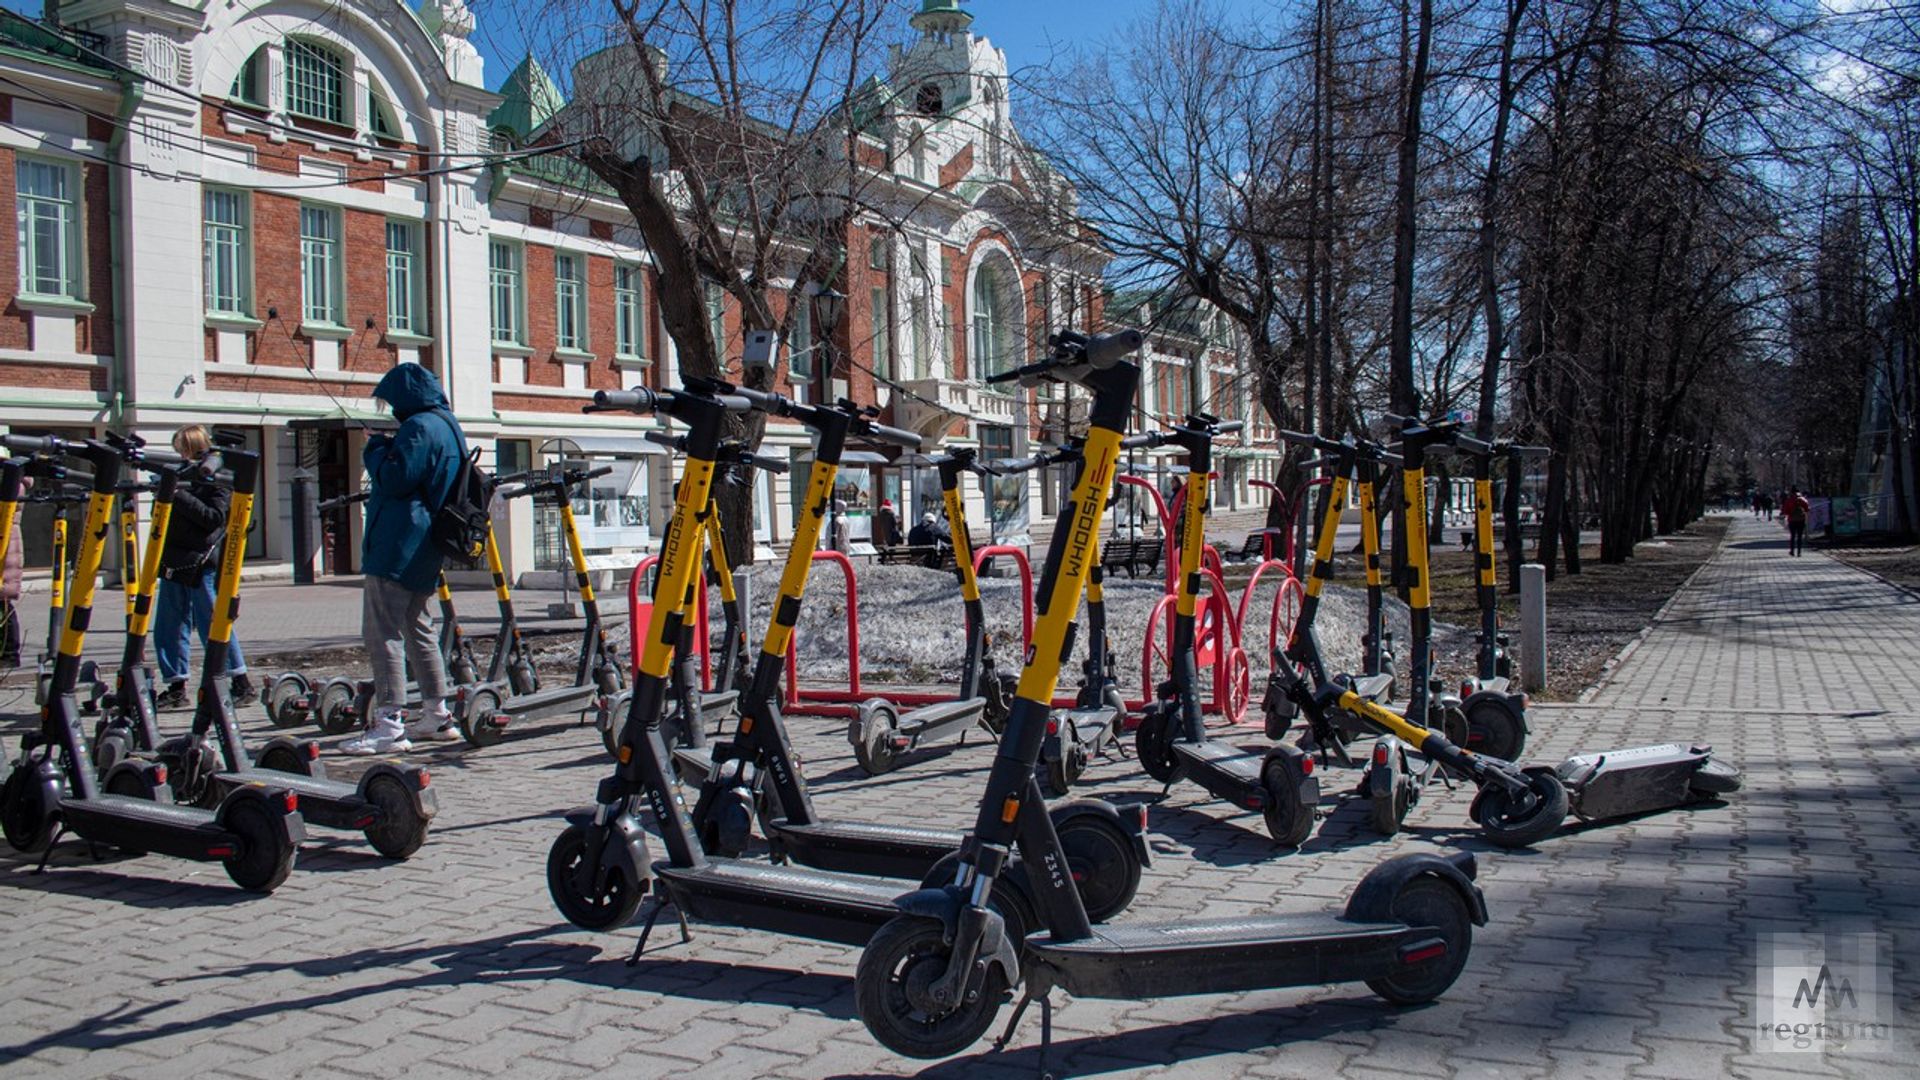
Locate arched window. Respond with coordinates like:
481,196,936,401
229,48,265,106
971,261,1013,380
914,82,943,116
285,38,347,125
367,87,400,139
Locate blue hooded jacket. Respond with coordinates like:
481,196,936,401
362,364,466,593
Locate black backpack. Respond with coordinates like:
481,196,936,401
428,415,490,568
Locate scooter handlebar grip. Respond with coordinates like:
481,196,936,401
1120,432,1161,449
1453,433,1494,455
318,491,370,513
583,465,615,481
1215,420,1246,436
1,434,71,455
742,453,790,475
716,394,757,413
587,388,659,414
1083,329,1145,368
1512,444,1551,459
864,423,924,450
730,387,782,412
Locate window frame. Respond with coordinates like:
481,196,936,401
614,263,646,361
384,218,423,336
870,286,890,381
284,38,348,126
489,239,526,345
16,154,83,301
202,186,252,317
298,203,344,327
554,251,587,353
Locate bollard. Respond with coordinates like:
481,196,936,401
1519,562,1547,692
291,469,317,585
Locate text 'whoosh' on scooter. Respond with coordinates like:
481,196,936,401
853,332,1488,1068
0,435,303,892
1126,413,1322,846
265,489,484,735
454,463,626,748
141,447,436,858
845,445,1027,776
675,424,1146,927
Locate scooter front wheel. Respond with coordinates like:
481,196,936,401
221,799,297,894
362,774,430,859
1689,758,1742,796
265,674,309,728
1133,705,1178,783
851,701,901,776
0,761,58,854
856,916,1008,1060
1359,876,1475,1005
1464,696,1527,761
547,824,643,930
1477,768,1568,849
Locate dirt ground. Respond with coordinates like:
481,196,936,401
1829,542,1920,592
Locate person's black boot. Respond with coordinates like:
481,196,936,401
230,673,258,707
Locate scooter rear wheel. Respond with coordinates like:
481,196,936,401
1261,757,1315,848
1359,876,1475,1005
1056,812,1142,921
1689,758,1742,796
1,761,57,854
459,690,505,748
1478,768,1568,849
362,774,430,859
1464,696,1527,761
1133,705,1178,783
315,681,358,735
856,916,1008,1060
92,726,133,775
221,800,297,893
547,824,643,931
851,702,901,776
1368,773,1408,838
255,743,309,776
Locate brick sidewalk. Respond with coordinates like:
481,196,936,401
0,513,1913,1078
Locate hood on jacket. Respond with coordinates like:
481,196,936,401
372,363,450,420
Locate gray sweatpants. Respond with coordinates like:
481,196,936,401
362,575,449,712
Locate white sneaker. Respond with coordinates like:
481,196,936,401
404,714,462,742
342,724,413,755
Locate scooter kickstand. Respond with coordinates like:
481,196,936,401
625,896,694,966
990,992,1056,1079
32,825,66,874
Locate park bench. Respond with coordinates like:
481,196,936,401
1101,537,1164,578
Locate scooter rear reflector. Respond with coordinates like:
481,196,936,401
1373,743,1389,765
283,792,299,813
1000,796,1020,824
206,845,236,857
1299,756,1314,776
154,765,168,784
416,770,431,789
1402,941,1448,965
353,814,377,828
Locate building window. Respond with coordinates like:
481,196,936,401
910,297,930,382
972,264,1010,379
203,187,250,316
615,264,645,359
367,88,400,140
555,252,585,352
285,39,347,125
869,232,889,271
706,282,726,355
385,220,420,335
229,50,264,106
299,204,342,325
489,240,523,344
16,156,81,299
789,296,813,381
870,287,890,380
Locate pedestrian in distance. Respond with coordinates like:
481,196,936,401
874,498,899,548
342,363,468,754
1784,488,1811,557
152,425,255,709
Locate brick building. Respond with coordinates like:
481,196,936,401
0,0,1275,580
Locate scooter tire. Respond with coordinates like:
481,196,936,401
851,702,900,776
1464,696,1527,761
362,774,430,859
547,824,643,931
856,916,1009,1060
0,764,56,854
1133,705,1178,784
599,690,632,760
1689,758,1742,796
255,743,309,776
221,800,297,894
1478,768,1568,849
1261,758,1314,848
1360,876,1475,1005
265,675,308,728
1056,812,1141,922
92,727,133,776
1368,773,1406,838
315,681,358,736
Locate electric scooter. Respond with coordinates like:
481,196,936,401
1039,452,1129,797
453,464,625,748
845,446,1022,775
0,435,303,891
1128,414,1322,846
265,490,485,734
28,484,109,716
548,374,1144,959
138,449,436,858
852,335,1487,1064
1439,438,1548,760
639,398,1148,921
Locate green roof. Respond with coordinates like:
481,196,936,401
489,55,565,138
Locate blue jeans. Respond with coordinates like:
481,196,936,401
153,570,247,684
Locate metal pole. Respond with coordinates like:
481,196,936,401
291,468,316,584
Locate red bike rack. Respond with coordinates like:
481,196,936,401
627,554,713,690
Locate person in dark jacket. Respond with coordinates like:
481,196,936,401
873,499,899,548
344,363,466,753
152,425,253,708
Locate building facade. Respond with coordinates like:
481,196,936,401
0,0,1275,580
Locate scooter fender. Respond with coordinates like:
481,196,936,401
890,886,1021,990
563,805,655,890
101,758,167,800
1262,742,1321,810
216,785,309,847
1461,688,1527,732
1048,797,1152,868
258,735,332,782
1368,738,1405,801
1344,850,1489,928
357,762,439,819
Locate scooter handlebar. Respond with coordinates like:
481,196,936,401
858,422,924,450
1453,433,1494,456
585,388,660,414
318,491,370,513
1,433,79,456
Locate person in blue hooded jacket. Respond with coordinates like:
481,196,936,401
343,363,467,753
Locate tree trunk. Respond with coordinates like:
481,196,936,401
1386,0,1435,593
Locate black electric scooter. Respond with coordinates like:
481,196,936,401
138,449,437,858
0,435,303,892
853,336,1487,1065
1128,414,1322,846
548,374,1143,960
845,446,1021,775
27,483,109,716
672,422,1144,921
454,464,626,748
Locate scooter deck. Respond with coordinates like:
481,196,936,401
1558,743,1713,822
769,816,959,879
1028,914,1425,999
211,768,434,831
498,683,600,721
900,697,986,739
59,794,304,861
1170,738,1267,805
655,858,912,946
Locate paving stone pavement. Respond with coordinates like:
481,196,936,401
1,512,1914,1079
